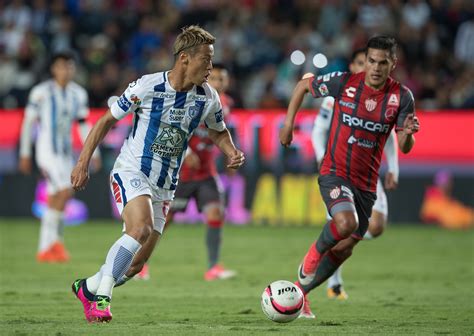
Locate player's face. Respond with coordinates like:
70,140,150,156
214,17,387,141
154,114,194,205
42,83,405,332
187,44,214,86
208,68,229,94
51,59,76,84
364,48,396,89
349,53,366,74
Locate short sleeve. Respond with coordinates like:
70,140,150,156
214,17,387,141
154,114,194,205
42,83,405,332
75,86,89,120
25,86,43,118
309,71,348,99
203,89,226,132
396,87,415,131
110,78,147,120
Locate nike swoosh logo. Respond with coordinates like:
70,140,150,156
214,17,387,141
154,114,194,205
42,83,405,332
299,265,307,279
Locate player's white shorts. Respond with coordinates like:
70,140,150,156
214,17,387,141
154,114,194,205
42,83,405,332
372,178,388,217
110,169,174,234
37,153,73,194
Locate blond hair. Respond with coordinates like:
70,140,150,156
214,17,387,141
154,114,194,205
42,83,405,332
173,25,216,56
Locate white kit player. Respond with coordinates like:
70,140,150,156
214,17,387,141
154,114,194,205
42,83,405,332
309,49,399,300
70,26,245,323
19,52,100,263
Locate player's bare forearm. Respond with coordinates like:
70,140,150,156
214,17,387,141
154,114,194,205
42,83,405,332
397,113,420,154
208,128,244,169
77,110,117,166
397,131,415,154
285,79,310,127
208,128,236,156
280,79,310,147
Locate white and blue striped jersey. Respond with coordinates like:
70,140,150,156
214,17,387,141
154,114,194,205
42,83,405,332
20,79,89,158
110,71,226,191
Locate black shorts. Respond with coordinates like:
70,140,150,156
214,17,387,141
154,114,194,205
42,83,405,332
171,176,223,212
318,174,376,239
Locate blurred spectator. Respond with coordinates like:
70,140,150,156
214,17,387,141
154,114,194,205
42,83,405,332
420,171,474,229
0,0,472,109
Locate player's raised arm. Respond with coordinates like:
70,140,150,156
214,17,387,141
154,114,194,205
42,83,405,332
279,78,311,147
280,71,346,147
71,110,118,191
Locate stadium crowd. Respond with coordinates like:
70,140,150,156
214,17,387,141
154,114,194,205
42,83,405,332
0,0,473,110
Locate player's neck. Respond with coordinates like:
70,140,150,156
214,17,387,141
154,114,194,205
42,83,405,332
364,80,386,91
54,79,68,88
168,70,194,92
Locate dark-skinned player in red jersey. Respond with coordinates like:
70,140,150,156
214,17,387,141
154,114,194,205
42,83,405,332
279,36,420,318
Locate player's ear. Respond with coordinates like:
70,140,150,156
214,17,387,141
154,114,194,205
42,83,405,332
391,57,397,71
179,52,189,65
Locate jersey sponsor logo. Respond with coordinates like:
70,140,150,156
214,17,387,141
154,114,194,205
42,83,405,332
117,94,132,111
330,186,341,199
365,98,377,112
155,92,175,99
150,124,186,157
347,135,377,148
342,113,390,134
338,100,356,109
341,185,353,198
317,71,343,82
388,93,399,106
170,108,186,122
385,107,397,121
345,86,356,98
130,178,141,188
130,94,141,106
318,84,329,97
189,94,207,102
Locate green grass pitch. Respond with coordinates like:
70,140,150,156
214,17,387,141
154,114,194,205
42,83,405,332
0,219,473,335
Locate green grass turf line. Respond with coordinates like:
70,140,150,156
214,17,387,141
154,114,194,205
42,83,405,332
0,219,473,335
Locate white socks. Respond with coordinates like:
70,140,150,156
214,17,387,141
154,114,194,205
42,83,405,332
38,208,63,252
327,266,343,288
95,234,142,298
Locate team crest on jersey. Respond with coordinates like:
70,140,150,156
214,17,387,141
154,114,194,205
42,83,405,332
130,94,142,106
187,105,200,118
365,98,377,112
130,178,141,188
330,186,341,199
385,107,397,121
318,84,329,97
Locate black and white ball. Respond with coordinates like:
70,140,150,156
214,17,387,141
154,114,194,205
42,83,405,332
261,280,304,323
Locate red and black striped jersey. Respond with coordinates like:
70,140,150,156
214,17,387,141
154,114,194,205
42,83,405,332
309,71,414,192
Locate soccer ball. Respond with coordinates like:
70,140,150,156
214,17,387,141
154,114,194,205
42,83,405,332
261,280,304,323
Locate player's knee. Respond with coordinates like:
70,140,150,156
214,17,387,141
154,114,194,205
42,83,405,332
204,204,224,228
369,223,384,238
369,216,386,238
334,216,358,237
128,221,153,244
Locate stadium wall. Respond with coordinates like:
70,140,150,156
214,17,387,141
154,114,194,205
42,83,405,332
0,109,473,224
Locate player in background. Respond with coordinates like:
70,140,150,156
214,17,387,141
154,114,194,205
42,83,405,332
280,36,419,318
70,26,244,323
19,52,100,263
309,49,399,300
163,64,236,281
